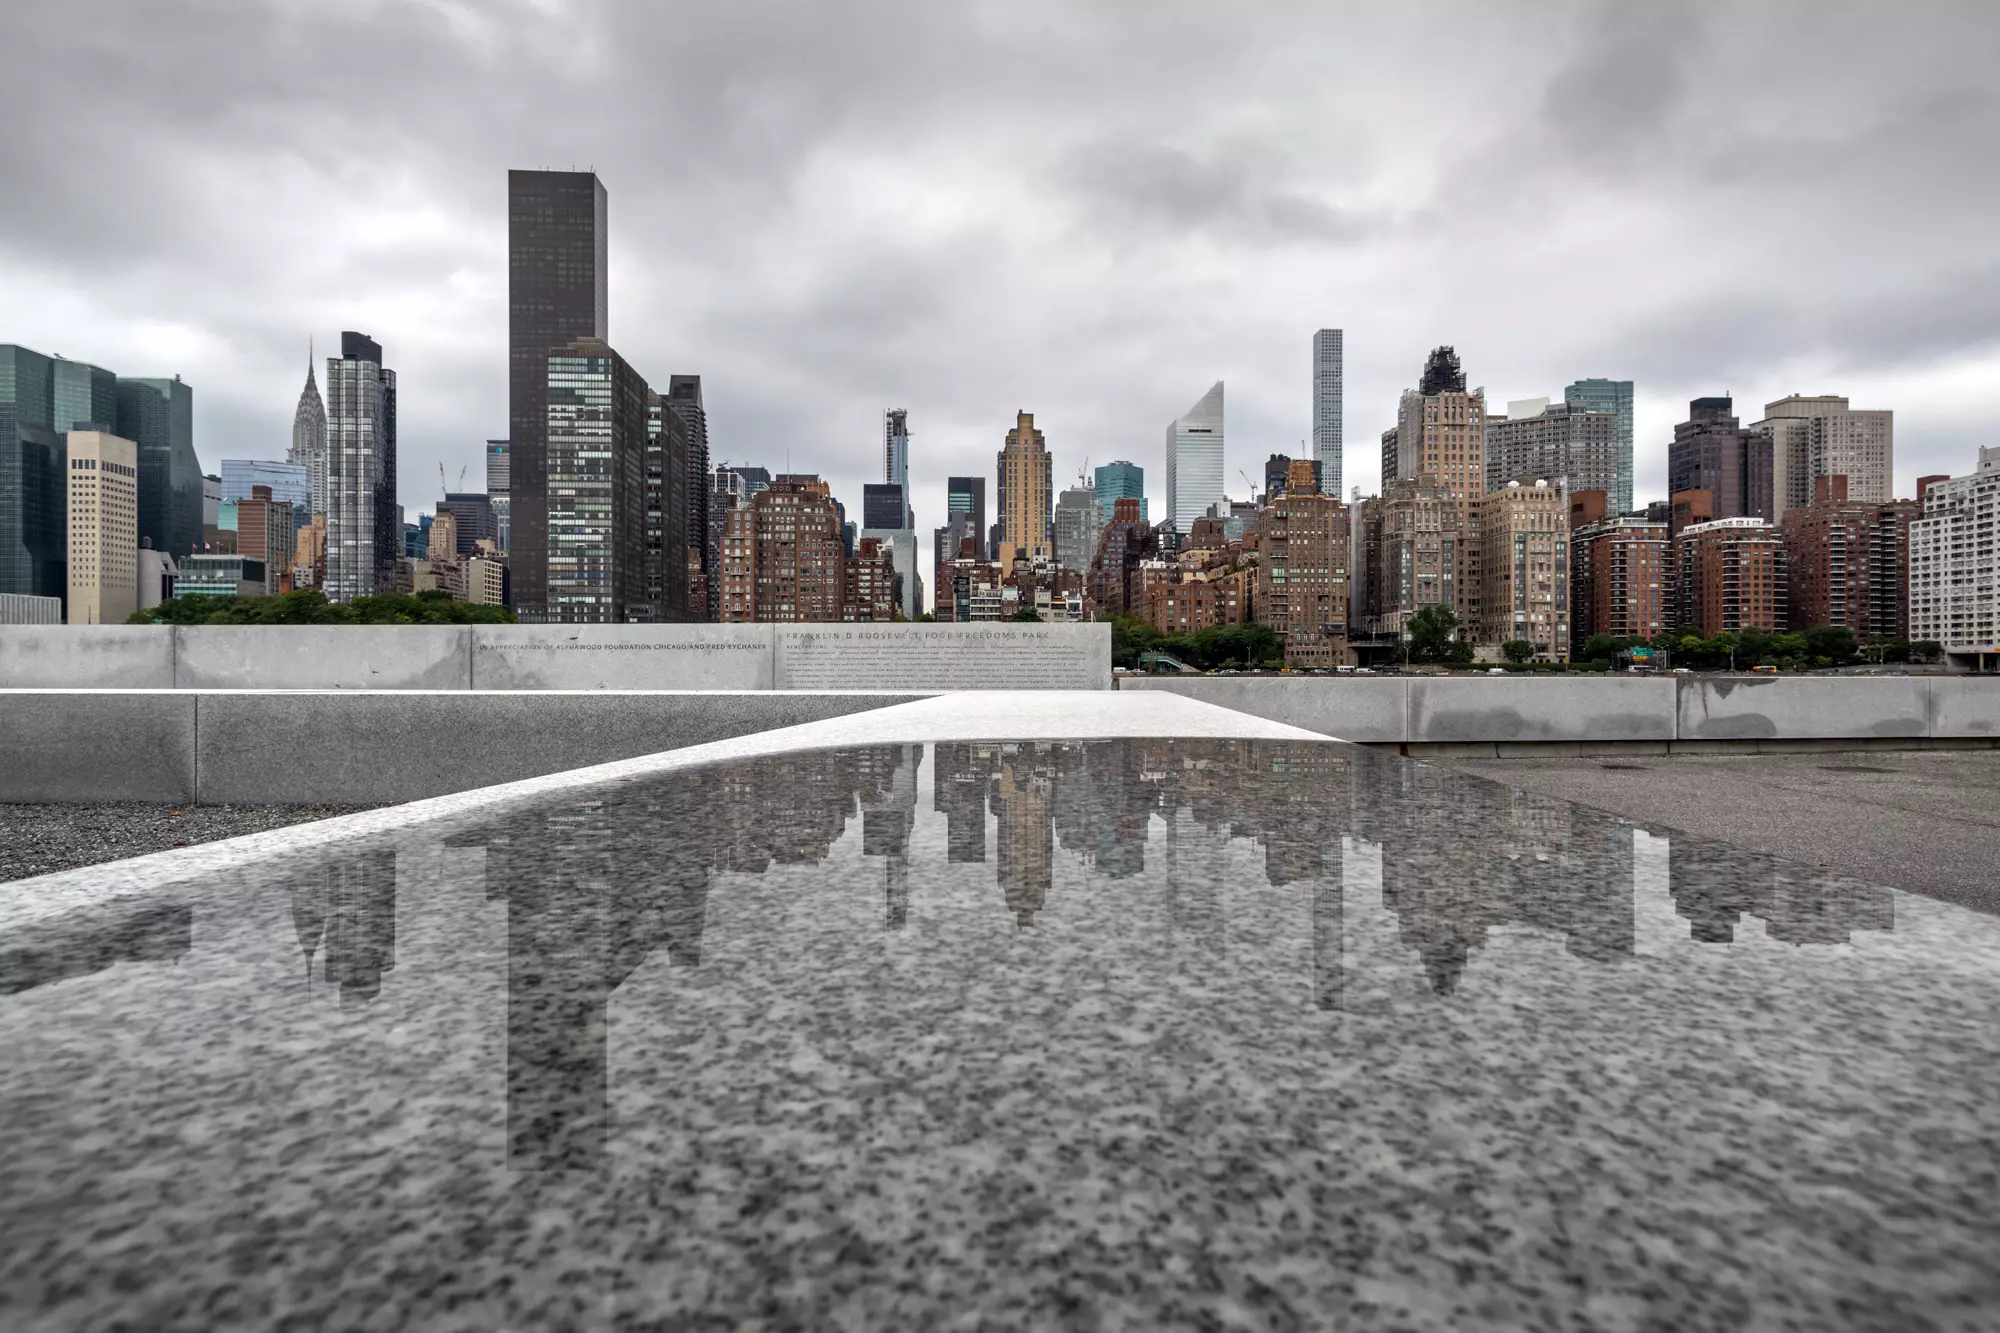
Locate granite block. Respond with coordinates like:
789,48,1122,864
1927,677,2000,738
1116,676,1409,742
1677,675,1929,740
175,625,471,689
0,626,174,688
471,624,775,690
1410,675,1677,742
775,622,1111,690
0,691,194,802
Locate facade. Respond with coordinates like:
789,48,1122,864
1755,394,1894,520
115,375,202,563
863,483,908,532
1256,459,1351,667
465,553,507,606
0,345,69,600
1094,461,1144,527
486,439,510,554
664,377,710,612
65,428,139,624
934,551,1006,622
137,540,177,609
1779,474,1918,638
1145,574,1247,635
1570,507,1669,651
1165,381,1225,536
1677,518,1785,635
844,537,898,621
1379,427,1398,489
1052,482,1101,574
220,459,310,533
1909,448,2000,666
1669,397,1772,521
719,475,848,622
289,347,328,516
1312,329,1343,495
291,514,326,592
1483,399,1620,498
508,169,609,620
1477,480,1570,659
1395,353,1486,629
0,592,62,624
1363,475,1463,639
234,485,294,595
708,465,747,620
323,333,398,601
996,410,1053,566
1563,378,1634,514
546,338,647,623
178,553,266,598
860,527,922,619
936,475,987,578
642,388,693,622
883,409,910,527
53,357,118,450
437,493,495,556
1087,496,1157,617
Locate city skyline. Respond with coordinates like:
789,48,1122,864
3,4,1993,548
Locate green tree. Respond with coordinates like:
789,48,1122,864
1581,633,1629,663
128,588,517,626
1501,639,1537,664
1804,624,1858,664
1735,627,1775,666
1011,608,1042,621
1405,605,1473,665
1911,640,1943,665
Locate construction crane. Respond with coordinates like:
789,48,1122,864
1240,468,1261,504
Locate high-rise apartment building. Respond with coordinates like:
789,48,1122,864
1677,518,1785,635
1087,497,1157,617
642,387,692,622
1477,479,1570,659
1484,399,1620,498
546,338,646,623
1256,458,1351,667
1359,474,1463,639
0,345,69,600
844,536,897,622
65,428,139,624
997,409,1053,566
1755,394,1894,520
1395,347,1486,629
1379,427,1399,489
1778,475,1918,638
234,484,293,595
1053,482,1101,574
1909,448,2000,668
883,408,910,527
1312,330,1343,495
1570,497,1668,651
323,333,397,601
508,169,608,620
1165,382,1225,536
1093,461,1144,527
486,439,510,553
290,345,328,515
719,475,847,622
1669,397,1772,521
708,465,747,620
1563,379,1634,514
666,376,711,610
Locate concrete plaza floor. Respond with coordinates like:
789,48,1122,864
1444,750,2000,917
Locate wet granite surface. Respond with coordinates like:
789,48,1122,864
1,739,1996,1331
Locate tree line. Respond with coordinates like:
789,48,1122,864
128,589,518,626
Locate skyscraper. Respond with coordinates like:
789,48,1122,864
65,428,139,624
486,439,510,553
1053,482,1101,574
1394,348,1485,631
1910,449,2000,668
116,375,202,562
1754,394,1894,520
1093,461,1144,527
884,409,910,526
643,387,691,621
547,338,646,623
1312,329,1343,495
1165,381,1224,536
0,345,67,600
1669,396,1772,521
1483,399,1620,497
1563,378,1634,514
323,332,397,600
666,376,710,614
996,410,1053,566
290,342,328,515
509,169,608,620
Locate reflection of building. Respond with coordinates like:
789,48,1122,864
993,747,1055,925
934,743,994,863
290,851,398,1005
1668,841,1893,945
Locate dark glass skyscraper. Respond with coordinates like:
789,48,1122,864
324,333,398,600
116,375,201,562
666,375,710,618
509,170,608,621
0,345,66,599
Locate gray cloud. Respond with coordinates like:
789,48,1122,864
2,0,1996,534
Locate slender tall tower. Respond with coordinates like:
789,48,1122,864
884,408,910,526
324,332,397,601
1312,330,1343,496
509,170,609,621
1165,381,1225,536
290,339,328,515
996,410,1053,566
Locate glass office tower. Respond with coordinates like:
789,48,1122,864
1565,378,1635,514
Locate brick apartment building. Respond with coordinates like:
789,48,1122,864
1677,517,1786,635
1778,474,1920,637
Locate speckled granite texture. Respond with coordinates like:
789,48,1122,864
1,739,1996,1331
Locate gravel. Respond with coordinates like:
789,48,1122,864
0,802,381,884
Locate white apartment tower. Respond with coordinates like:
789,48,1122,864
1755,394,1893,520
1165,381,1225,536
1909,447,2000,669
1312,329,1343,495
66,428,140,624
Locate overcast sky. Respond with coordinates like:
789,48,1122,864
4,0,1997,537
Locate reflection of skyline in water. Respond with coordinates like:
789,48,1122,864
0,740,1899,1168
